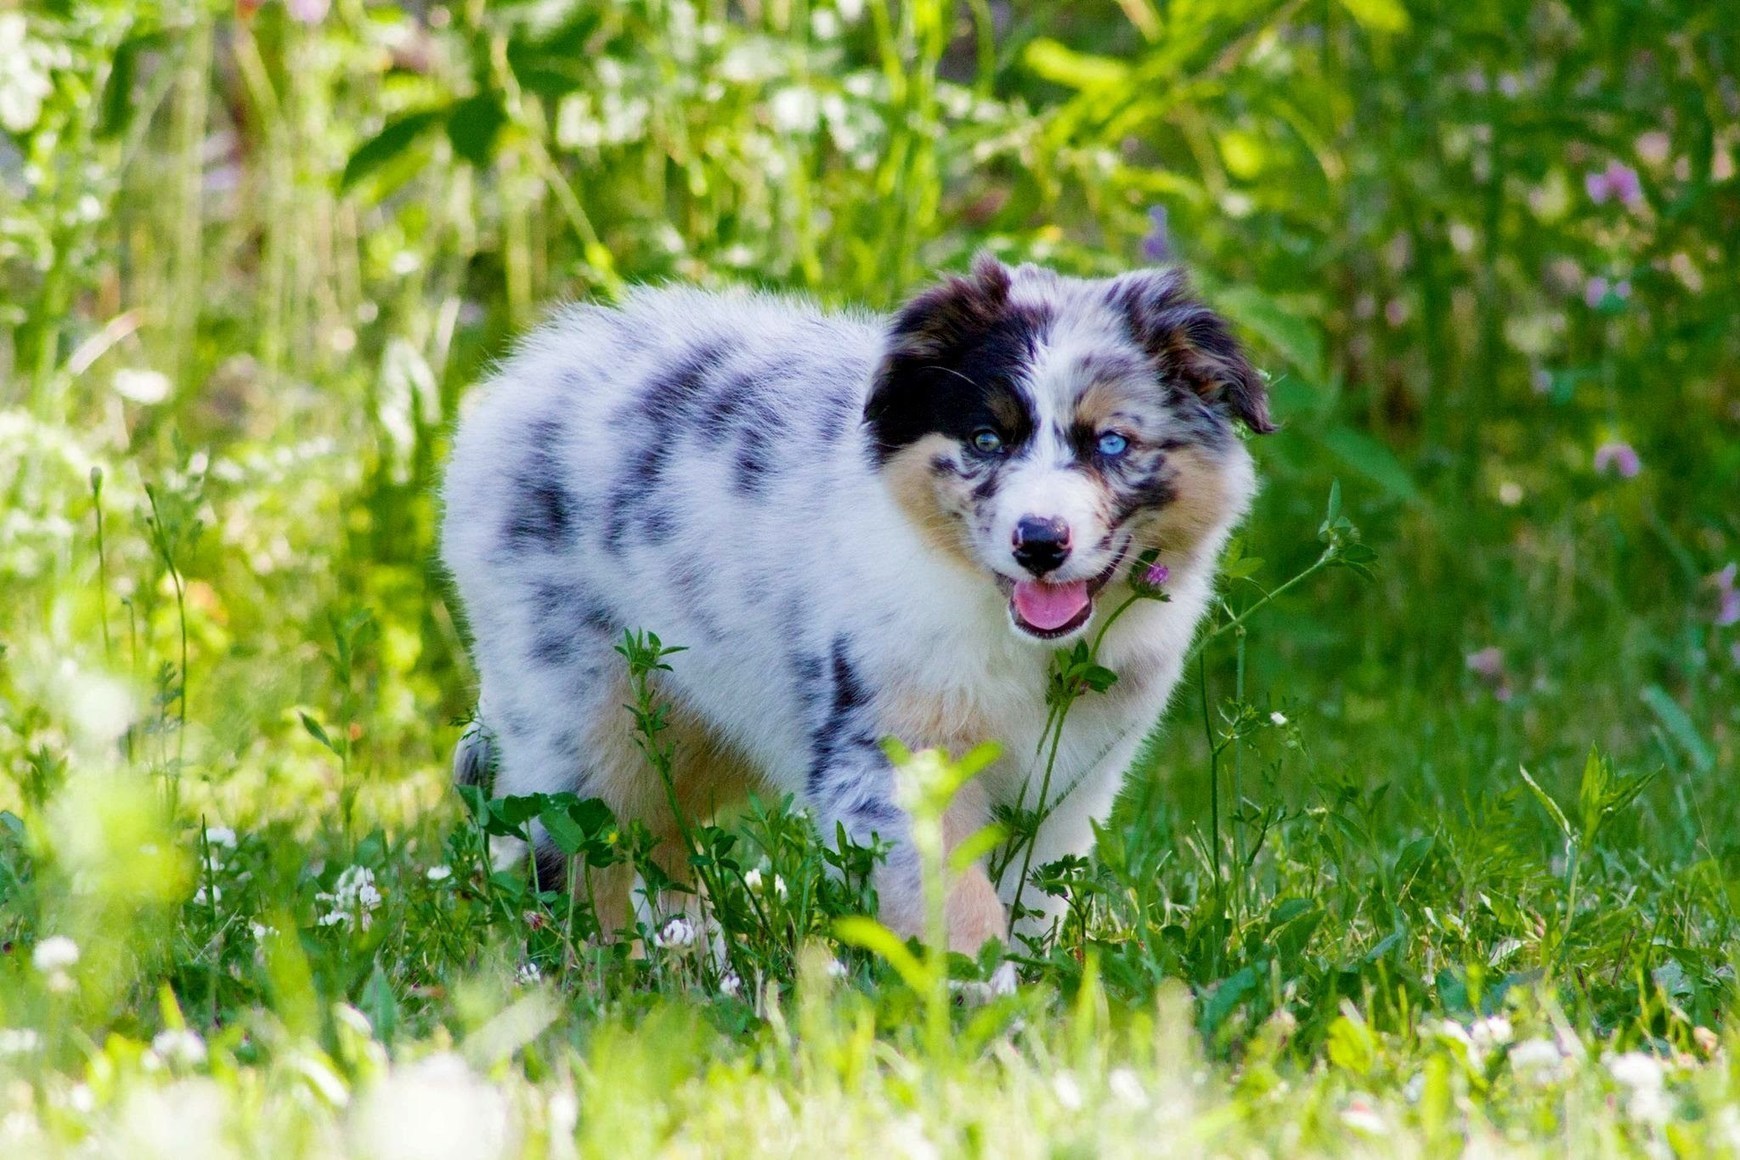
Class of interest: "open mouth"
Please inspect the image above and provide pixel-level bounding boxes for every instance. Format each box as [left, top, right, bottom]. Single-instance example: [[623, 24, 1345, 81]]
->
[[998, 546, 1128, 640]]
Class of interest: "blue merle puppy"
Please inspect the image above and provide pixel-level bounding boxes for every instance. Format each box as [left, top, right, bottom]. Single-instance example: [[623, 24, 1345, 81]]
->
[[441, 254, 1272, 952]]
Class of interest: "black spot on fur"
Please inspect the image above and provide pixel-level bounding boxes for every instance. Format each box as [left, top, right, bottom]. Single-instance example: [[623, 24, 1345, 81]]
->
[[864, 254, 1048, 463], [502, 416, 582, 552], [1107, 270, 1274, 434], [803, 636, 883, 799], [533, 840, 569, 892], [527, 580, 616, 665]]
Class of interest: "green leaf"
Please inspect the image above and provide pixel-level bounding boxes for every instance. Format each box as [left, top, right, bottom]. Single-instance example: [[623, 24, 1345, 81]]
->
[[1022, 38, 1130, 90], [1640, 685, 1715, 774], [1517, 766, 1574, 842], [1213, 286, 1325, 382], [359, 963, 398, 1045], [447, 94, 507, 169], [834, 916, 933, 992], [298, 711, 337, 754], [1326, 1008, 1378, 1075], [1316, 427, 1420, 503], [340, 109, 445, 192], [1336, 0, 1410, 33]]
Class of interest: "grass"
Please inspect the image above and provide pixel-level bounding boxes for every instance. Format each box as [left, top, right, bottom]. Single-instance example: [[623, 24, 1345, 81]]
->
[[1, 0, 1737, 1154]]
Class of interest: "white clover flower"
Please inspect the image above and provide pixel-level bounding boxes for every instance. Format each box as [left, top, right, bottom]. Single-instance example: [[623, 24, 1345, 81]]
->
[[249, 921, 277, 942], [1470, 1015, 1514, 1051], [203, 826, 237, 849], [1051, 1071, 1082, 1111], [1270, 711, 1288, 726], [317, 866, 383, 932], [349, 1053, 513, 1160], [1607, 1051, 1665, 1091], [825, 958, 849, 980], [112, 368, 173, 405], [151, 1028, 208, 1068], [719, 970, 742, 997], [193, 884, 222, 906], [653, 916, 696, 951], [1508, 1038, 1571, 1085], [1340, 1095, 1388, 1135], [425, 865, 453, 882], [514, 961, 543, 986], [744, 867, 787, 899], [32, 935, 78, 972], [0, 1028, 41, 1055], [1106, 1068, 1146, 1108]]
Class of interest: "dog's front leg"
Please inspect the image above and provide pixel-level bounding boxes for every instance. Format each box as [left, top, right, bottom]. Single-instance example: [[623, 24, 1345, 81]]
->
[[807, 739, 1006, 953]]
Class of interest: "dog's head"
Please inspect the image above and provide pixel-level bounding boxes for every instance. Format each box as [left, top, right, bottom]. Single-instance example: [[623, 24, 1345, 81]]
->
[[864, 254, 1273, 641]]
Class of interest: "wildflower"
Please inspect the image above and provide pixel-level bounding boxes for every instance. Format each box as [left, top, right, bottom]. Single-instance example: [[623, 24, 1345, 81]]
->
[[1592, 441, 1641, 479], [112, 368, 173, 405], [1340, 1094, 1388, 1135], [151, 1028, 208, 1068], [1269, 711, 1288, 727], [1585, 160, 1645, 210], [719, 970, 742, 997], [426, 864, 453, 882], [653, 916, 696, 951], [1140, 205, 1173, 263], [1470, 1015, 1514, 1051], [1509, 1038, 1571, 1084], [1608, 1051, 1665, 1091], [285, 0, 331, 24], [1051, 1071, 1083, 1111], [0, 1029, 41, 1055], [193, 884, 222, 907], [744, 867, 787, 899], [33, 935, 79, 972], [1708, 563, 1739, 627], [316, 865, 383, 932], [349, 1053, 512, 1160], [1107, 1068, 1146, 1108], [1145, 561, 1170, 589], [825, 958, 849, 980], [515, 962, 542, 986], [1465, 647, 1504, 679]]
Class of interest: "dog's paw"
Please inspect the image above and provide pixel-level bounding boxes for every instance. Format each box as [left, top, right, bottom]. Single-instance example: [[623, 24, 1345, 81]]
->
[[945, 864, 1008, 953]]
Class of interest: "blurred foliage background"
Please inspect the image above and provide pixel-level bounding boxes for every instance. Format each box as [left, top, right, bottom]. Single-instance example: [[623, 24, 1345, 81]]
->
[[0, 0, 1737, 1073]]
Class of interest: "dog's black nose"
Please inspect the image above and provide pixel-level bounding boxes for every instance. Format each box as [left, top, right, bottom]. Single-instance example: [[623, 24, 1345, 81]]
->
[[1012, 516, 1072, 576]]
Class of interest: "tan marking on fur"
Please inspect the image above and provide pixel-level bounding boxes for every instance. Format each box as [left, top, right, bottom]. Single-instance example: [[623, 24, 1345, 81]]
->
[[563, 669, 761, 939], [1130, 444, 1235, 559], [1073, 379, 1149, 437], [880, 687, 994, 756], [942, 781, 1006, 951], [882, 434, 979, 570]]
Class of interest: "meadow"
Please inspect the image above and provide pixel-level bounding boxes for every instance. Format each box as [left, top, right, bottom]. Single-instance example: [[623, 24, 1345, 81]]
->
[[1, 0, 1737, 1154]]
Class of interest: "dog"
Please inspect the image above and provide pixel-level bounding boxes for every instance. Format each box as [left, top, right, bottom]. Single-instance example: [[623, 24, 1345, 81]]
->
[[440, 254, 1271, 953]]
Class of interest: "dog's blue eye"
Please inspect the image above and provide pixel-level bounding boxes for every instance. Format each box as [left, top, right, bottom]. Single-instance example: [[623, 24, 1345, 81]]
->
[[1096, 431, 1129, 458], [971, 429, 1003, 454]]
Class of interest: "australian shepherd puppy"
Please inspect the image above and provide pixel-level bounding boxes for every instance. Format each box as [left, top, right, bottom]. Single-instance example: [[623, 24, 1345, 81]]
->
[[440, 254, 1272, 954]]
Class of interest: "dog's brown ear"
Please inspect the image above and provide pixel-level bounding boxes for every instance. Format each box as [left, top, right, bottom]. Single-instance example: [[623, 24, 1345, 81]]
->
[[1109, 269, 1275, 434], [883, 252, 1013, 360]]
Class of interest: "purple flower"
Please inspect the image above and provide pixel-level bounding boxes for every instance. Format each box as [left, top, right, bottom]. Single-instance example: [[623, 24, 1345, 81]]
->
[[1710, 563, 1739, 627], [1465, 647, 1504, 679], [1585, 161, 1644, 210], [1144, 561, 1170, 589], [285, 0, 330, 24], [1593, 441, 1641, 479], [1140, 206, 1172, 264]]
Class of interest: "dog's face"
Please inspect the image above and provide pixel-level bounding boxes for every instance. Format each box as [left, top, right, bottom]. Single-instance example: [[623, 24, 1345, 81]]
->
[[864, 255, 1274, 641]]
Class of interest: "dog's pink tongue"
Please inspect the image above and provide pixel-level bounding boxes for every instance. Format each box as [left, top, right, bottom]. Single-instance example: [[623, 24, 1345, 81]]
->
[[1012, 579, 1090, 631]]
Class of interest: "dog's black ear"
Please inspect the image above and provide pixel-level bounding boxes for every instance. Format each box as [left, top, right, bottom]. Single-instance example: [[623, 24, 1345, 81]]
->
[[882, 252, 1013, 362], [1108, 269, 1275, 434], [864, 254, 1015, 457]]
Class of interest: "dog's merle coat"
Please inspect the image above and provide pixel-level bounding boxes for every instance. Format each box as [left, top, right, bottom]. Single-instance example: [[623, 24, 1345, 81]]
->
[[441, 255, 1270, 948]]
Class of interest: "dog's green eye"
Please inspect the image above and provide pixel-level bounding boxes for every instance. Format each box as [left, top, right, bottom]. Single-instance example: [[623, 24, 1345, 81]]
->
[[971, 428, 1004, 454], [1097, 431, 1129, 458]]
